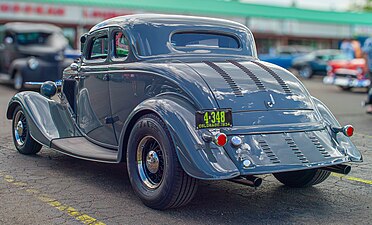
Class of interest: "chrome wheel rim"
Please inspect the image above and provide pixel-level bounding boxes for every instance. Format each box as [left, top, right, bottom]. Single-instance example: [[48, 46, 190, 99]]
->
[[14, 110, 27, 147], [136, 136, 165, 189], [299, 66, 311, 78], [14, 73, 23, 90]]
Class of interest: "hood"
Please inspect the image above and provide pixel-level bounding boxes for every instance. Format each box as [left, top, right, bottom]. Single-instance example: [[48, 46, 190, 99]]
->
[[184, 59, 314, 112]]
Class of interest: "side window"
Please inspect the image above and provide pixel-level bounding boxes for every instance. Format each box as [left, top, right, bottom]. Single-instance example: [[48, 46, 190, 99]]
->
[[114, 31, 129, 59], [88, 35, 108, 60]]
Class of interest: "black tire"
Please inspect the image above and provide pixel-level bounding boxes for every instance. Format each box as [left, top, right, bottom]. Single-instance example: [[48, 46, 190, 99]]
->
[[339, 86, 352, 91], [298, 65, 313, 79], [273, 169, 331, 188], [127, 114, 198, 210], [12, 105, 42, 155]]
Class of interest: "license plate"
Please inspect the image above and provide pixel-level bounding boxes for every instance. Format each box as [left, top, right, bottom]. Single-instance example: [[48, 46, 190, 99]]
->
[[195, 109, 232, 129], [334, 78, 350, 86]]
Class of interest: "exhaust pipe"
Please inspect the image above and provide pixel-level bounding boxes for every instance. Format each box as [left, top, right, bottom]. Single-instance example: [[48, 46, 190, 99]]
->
[[229, 175, 262, 188], [322, 164, 351, 175]]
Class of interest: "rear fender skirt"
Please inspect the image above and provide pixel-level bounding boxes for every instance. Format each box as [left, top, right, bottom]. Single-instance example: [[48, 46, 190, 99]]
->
[[117, 94, 240, 180], [6, 91, 79, 147], [312, 97, 362, 162]]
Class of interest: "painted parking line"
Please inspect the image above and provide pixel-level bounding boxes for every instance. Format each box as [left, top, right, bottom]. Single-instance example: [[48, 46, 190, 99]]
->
[[331, 173, 372, 185], [0, 172, 106, 225]]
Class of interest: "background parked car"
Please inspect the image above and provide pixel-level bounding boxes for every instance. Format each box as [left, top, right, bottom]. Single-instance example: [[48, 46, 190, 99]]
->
[[0, 22, 74, 90], [323, 57, 370, 91], [292, 49, 349, 79], [259, 45, 311, 69]]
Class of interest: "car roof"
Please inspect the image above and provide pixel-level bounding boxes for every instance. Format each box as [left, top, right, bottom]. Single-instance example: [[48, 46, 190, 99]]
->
[[89, 14, 247, 33], [4, 22, 62, 33]]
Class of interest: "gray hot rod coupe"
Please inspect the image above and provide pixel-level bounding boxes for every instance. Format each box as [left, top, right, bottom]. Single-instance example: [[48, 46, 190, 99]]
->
[[6, 14, 362, 210]]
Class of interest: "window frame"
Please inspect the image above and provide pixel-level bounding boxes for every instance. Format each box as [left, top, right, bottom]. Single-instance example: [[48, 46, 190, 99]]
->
[[85, 29, 109, 63], [110, 27, 130, 62]]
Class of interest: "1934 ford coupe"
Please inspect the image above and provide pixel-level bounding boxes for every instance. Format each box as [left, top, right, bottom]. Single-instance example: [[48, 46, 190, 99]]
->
[[6, 14, 362, 210]]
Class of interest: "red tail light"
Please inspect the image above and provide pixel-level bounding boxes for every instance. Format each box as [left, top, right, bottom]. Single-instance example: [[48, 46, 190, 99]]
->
[[215, 133, 227, 147], [343, 125, 354, 137]]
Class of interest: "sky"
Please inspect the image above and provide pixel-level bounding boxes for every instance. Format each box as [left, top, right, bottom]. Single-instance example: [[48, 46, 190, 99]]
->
[[241, 0, 363, 11]]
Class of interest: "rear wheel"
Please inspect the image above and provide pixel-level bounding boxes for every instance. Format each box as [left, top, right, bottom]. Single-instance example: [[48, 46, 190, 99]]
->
[[12, 105, 42, 155], [127, 114, 198, 210], [273, 169, 330, 188]]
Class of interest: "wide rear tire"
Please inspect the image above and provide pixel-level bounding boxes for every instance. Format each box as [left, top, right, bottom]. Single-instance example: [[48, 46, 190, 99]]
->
[[12, 105, 42, 155], [273, 169, 331, 188], [127, 114, 198, 210]]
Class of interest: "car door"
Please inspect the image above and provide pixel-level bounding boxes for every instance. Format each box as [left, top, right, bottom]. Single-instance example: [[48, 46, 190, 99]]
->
[[76, 29, 118, 147], [108, 28, 148, 139]]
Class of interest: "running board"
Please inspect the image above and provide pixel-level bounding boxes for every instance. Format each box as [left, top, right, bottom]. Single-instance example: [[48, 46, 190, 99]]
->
[[51, 137, 118, 163]]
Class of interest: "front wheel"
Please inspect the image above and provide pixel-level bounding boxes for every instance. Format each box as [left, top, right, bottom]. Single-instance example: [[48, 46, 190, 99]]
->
[[127, 114, 198, 210], [12, 105, 42, 155], [298, 65, 313, 79], [273, 169, 330, 188]]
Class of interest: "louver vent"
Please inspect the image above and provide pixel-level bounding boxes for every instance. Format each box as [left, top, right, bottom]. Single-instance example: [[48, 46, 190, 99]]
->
[[284, 137, 309, 163], [307, 133, 331, 158], [203, 61, 243, 97], [258, 140, 280, 164], [228, 60, 266, 91], [251, 61, 293, 95]]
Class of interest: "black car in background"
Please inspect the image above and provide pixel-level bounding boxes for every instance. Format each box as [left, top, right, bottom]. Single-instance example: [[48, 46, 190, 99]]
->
[[0, 22, 73, 90], [292, 49, 348, 79]]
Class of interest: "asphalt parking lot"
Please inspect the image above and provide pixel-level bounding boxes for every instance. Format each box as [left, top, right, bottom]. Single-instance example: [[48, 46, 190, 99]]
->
[[0, 77, 371, 225]]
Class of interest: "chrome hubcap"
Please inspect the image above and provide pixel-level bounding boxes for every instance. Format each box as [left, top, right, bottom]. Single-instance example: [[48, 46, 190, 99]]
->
[[136, 136, 165, 189], [146, 150, 159, 174], [14, 111, 27, 146]]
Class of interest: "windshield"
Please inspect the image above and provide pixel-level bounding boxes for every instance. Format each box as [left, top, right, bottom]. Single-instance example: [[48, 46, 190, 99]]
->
[[16, 32, 51, 45]]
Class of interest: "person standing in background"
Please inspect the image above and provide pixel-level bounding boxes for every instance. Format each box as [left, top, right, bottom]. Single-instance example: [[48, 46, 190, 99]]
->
[[352, 38, 362, 58], [362, 37, 372, 114], [341, 39, 355, 59]]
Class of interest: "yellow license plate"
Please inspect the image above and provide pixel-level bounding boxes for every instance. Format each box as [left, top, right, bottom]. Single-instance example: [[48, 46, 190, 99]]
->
[[195, 109, 232, 129]]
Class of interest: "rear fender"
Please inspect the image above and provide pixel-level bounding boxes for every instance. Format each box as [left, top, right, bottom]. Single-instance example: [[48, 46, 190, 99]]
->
[[117, 94, 240, 180], [312, 97, 362, 162], [6, 91, 79, 147]]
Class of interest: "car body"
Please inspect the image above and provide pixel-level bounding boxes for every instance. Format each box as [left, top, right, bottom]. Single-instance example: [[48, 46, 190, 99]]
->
[[292, 49, 349, 79], [0, 22, 74, 90], [6, 14, 362, 210], [323, 57, 370, 90], [259, 45, 311, 69]]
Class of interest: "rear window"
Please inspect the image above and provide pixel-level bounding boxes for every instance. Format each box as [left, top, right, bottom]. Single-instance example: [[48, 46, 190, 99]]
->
[[171, 32, 240, 49]]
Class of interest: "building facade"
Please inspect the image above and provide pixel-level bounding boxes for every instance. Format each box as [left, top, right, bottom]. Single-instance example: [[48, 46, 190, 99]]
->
[[1, 0, 372, 52]]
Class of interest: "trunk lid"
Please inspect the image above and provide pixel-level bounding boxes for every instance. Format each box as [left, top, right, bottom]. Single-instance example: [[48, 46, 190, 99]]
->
[[186, 60, 314, 112]]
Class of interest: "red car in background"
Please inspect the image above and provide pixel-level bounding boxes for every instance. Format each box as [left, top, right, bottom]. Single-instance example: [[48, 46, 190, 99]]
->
[[323, 58, 370, 90]]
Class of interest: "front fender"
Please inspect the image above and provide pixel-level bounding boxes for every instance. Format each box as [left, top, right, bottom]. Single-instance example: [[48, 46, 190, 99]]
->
[[118, 94, 240, 180], [312, 97, 362, 162], [6, 91, 79, 147]]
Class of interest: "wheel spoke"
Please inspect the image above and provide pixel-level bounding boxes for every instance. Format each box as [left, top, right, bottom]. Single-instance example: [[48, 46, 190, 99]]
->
[[136, 136, 165, 189]]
